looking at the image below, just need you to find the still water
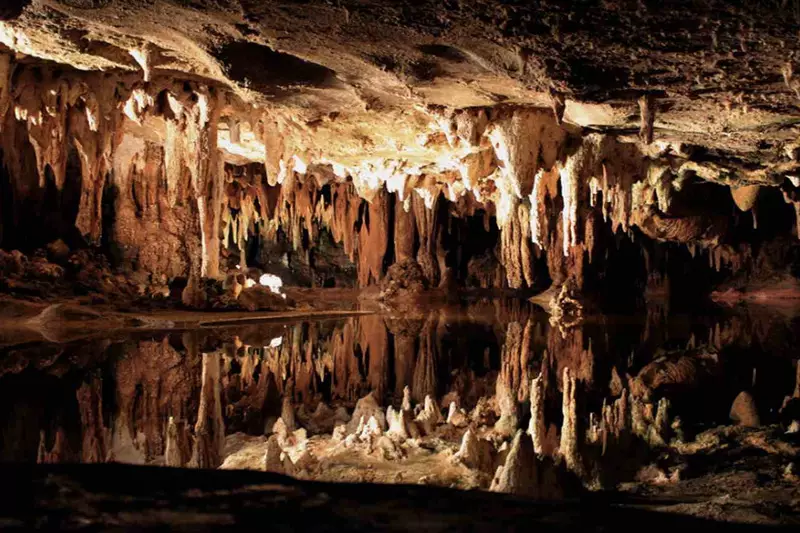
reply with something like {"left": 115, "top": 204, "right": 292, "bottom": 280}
{"left": 0, "top": 299, "right": 797, "bottom": 465}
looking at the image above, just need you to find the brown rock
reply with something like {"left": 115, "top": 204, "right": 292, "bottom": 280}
{"left": 730, "top": 391, "right": 760, "bottom": 427}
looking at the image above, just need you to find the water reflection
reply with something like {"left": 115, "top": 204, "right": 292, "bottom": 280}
{"left": 0, "top": 300, "right": 797, "bottom": 471}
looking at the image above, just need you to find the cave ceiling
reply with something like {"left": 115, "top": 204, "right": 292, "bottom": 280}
{"left": 1, "top": 1, "right": 800, "bottom": 296}
{"left": 2, "top": 0, "right": 798, "bottom": 178}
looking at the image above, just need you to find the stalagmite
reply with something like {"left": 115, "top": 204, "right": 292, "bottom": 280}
{"left": 455, "top": 429, "right": 480, "bottom": 468}
{"left": 346, "top": 392, "right": 387, "bottom": 434}
{"left": 446, "top": 401, "right": 468, "bottom": 428}
{"left": 281, "top": 396, "right": 297, "bottom": 432}
{"left": 263, "top": 435, "right": 285, "bottom": 474}
{"left": 415, "top": 395, "right": 443, "bottom": 435}
{"left": 386, "top": 406, "right": 410, "bottom": 440}
{"left": 402, "top": 386, "right": 412, "bottom": 412}
{"left": 454, "top": 429, "right": 493, "bottom": 472}
{"left": 652, "top": 397, "right": 671, "bottom": 445}
{"left": 490, "top": 430, "right": 539, "bottom": 496}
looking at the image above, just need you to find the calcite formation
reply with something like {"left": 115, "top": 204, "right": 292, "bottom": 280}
{"left": 0, "top": 2, "right": 798, "bottom": 306}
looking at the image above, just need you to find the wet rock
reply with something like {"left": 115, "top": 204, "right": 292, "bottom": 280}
{"left": 629, "top": 349, "right": 720, "bottom": 401}
{"left": 730, "top": 391, "right": 760, "bottom": 427}
{"left": 331, "top": 423, "right": 347, "bottom": 442}
{"left": 374, "top": 435, "right": 403, "bottom": 460}
{"left": 223, "top": 272, "right": 244, "bottom": 300}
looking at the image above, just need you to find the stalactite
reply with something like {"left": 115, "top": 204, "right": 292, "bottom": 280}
{"left": 490, "top": 430, "right": 539, "bottom": 496}
{"left": 357, "top": 187, "right": 390, "bottom": 287}
{"left": 495, "top": 320, "right": 533, "bottom": 435}
{"left": 413, "top": 189, "right": 440, "bottom": 285}
{"left": 638, "top": 94, "right": 655, "bottom": 145}
{"left": 394, "top": 193, "right": 416, "bottom": 262}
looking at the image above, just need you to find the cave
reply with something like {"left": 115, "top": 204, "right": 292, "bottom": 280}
{"left": 0, "top": 1, "right": 799, "bottom": 530}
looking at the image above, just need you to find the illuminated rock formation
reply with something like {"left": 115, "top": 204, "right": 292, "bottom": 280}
{"left": 2, "top": 0, "right": 799, "bottom": 307}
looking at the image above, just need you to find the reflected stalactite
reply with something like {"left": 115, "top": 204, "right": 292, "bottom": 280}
{"left": 494, "top": 320, "right": 533, "bottom": 435}
{"left": 386, "top": 317, "right": 423, "bottom": 401}
{"left": 110, "top": 338, "right": 198, "bottom": 463}
{"left": 189, "top": 351, "right": 225, "bottom": 469}
{"left": 36, "top": 428, "right": 72, "bottom": 464}
{"left": 332, "top": 319, "right": 363, "bottom": 401}
{"left": 76, "top": 374, "right": 109, "bottom": 463}
{"left": 357, "top": 315, "right": 390, "bottom": 402}
{"left": 2, "top": 302, "right": 798, "bottom": 493}
{"left": 412, "top": 314, "right": 440, "bottom": 404}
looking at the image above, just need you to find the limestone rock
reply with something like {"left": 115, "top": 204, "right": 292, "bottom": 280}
{"left": 415, "top": 395, "right": 443, "bottom": 435}
{"left": 401, "top": 386, "right": 412, "bottom": 412}
{"left": 346, "top": 392, "right": 387, "bottom": 434}
{"left": 280, "top": 396, "right": 297, "bottom": 432}
{"left": 454, "top": 429, "right": 494, "bottom": 472}
{"left": 386, "top": 406, "right": 410, "bottom": 440}
{"left": 490, "top": 430, "right": 538, "bottom": 496}
{"left": 730, "top": 391, "right": 760, "bottom": 427}
{"left": 446, "top": 402, "right": 468, "bottom": 428}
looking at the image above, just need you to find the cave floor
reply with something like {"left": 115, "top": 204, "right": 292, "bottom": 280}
{"left": 0, "top": 460, "right": 797, "bottom": 531}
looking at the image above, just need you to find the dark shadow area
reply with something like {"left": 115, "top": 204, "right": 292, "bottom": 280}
{"left": 0, "top": 462, "right": 792, "bottom": 531}
{"left": 215, "top": 41, "right": 340, "bottom": 95}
